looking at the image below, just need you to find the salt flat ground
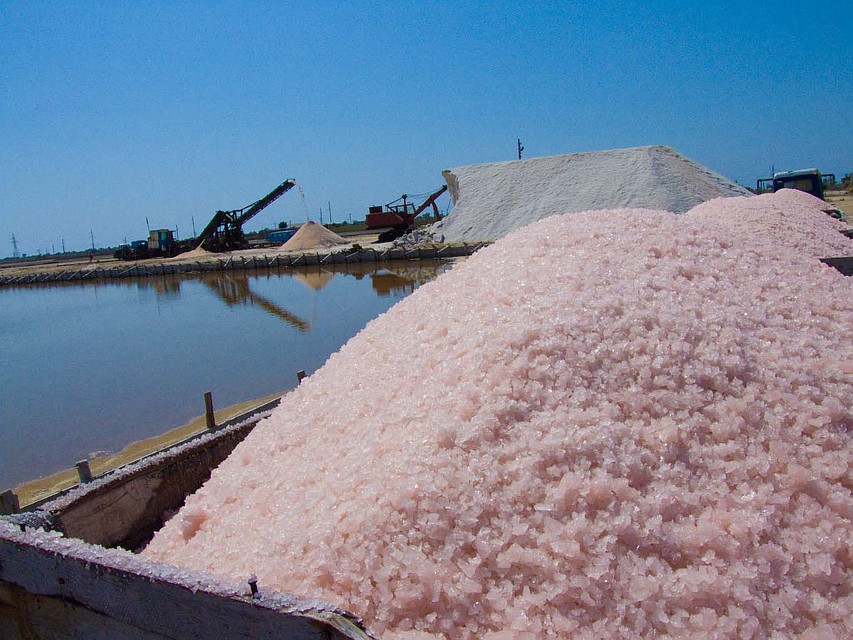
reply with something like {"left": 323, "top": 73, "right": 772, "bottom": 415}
{"left": 0, "top": 232, "right": 385, "bottom": 278}
{"left": 825, "top": 190, "right": 853, "bottom": 218}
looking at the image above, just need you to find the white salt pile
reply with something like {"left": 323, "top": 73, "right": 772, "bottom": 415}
{"left": 145, "top": 189, "right": 852, "bottom": 639}
{"left": 281, "top": 221, "right": 348, "bottom": 251}
{"left": 431, "top": 145, "right": 753, "bottom": 242}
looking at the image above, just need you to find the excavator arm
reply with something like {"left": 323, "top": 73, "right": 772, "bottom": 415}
{"left": 412, "top": 185, "right": 448, "bottom": 219}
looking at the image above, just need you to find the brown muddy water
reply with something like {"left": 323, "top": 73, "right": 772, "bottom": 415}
{"left": 0, "top": 261, "right": 452, "bottom": 489}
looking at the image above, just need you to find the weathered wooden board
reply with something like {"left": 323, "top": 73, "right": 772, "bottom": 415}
{"left": 0, "top": 525, "right": 372, "bottom": 640}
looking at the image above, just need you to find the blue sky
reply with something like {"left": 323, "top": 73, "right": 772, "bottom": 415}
{"left": 2, "top": 1, "right": 851, "bottom": 255}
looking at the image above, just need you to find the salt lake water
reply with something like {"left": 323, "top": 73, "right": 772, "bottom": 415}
{"left": 0, "top": 262, "right": 451, "bottom": 489}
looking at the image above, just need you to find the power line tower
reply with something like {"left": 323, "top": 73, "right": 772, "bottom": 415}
{"left": 11, "top": 234, "right": 20, "bottom": 258}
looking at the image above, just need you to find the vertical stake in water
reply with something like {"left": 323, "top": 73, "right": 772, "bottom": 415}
{"left": 0, "top": 490, "right": 20, "bottom": 515}
{"left": 204, "top": 391, "right": 216, "bottom": 429}
{"left": 76, "top": 460, "right": 93, "bottom": 484}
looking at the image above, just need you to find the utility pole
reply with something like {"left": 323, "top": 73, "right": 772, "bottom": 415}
{"left": 517, "top": 138, "right": 524, "bottom": 160}
{"left": 61, "top": 238, "right": 66, "bottom": 253}
{"left": 192, "top": 216, "right": 196, "bottom": 237}
{"left": 327, "top": 201, "right": 332, "bottom": 225}
{"left": 11, "top": 234, "right": 20, "bottom": 258}
{"left": 319, "top": 206, "right": 323, "bottom": 225}
{"left": 90, "top": 229, "right": 96, "bottom": 251}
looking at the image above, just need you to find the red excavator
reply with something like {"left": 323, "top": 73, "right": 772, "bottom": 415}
{"left": 365, "top": 185, "right": 448, "bottom": 242}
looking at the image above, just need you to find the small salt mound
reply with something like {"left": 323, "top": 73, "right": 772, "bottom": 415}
{"left": 145, "top": 191, "right": 852, "bottom": 639}
{"left": 280, "top": 221, "right": 347, "bottom": 251}
{"left": 432, "top": 145, "right": 752, "bottom": 242}
{"left": 686, "top": 188, "right": 853, "bottom": 258}
{"left": 172, "top": 245, "right": 212, "bottom": 259}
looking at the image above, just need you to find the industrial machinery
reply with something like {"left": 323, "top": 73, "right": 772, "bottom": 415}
{"left": 195, "top": 178, "right": 297, "bottom": 252}
{"left": 266, "top": 227, "right": 298, "bottom": 244}
{"left": 115, "top": 178, "right": 297, "bottom": 260}
{"left": 365, "top": 185, "right": 448, "bottom": 241}
{"left": 756, "top": 169, "right": 836, "bottom": 200}
{"left": 114, "top": 229, "right": 179, "bottom": 260}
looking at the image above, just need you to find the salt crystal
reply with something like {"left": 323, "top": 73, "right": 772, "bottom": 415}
{"left": 144, "top": 192, "right": 853, "bottom": 639}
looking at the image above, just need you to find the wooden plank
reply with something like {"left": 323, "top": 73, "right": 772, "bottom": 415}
{"left": 820, "top": 255, "right": 853, "bottom": 276}
{"left": 0, "top": 527, "right": 371, "bottom": 640}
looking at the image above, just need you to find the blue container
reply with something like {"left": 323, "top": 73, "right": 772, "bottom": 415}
{"left": 267, "top": 228, "right": 297, "bottom": 243}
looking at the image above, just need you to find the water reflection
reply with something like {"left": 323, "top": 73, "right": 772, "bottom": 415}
{"left": 146, "top": 277, "right": 182, "bottom": 298}
{"left": 293, "top": 269, "right": 335, "bottom": 291}
{"left": 295, "top": 262, "right": 447, "bottom": 297}
{"left": 133, "top": 260, "right": 450, "bottom": 319}
{"left": 194, "top": 263, "right": 449, "bottom": 330}
{"left": 5, "top": 260, "right": 451, "bottom": 300}
{"left": 0, "top": 259, "right": 457, "bottom": 488}
{"left": 202, "top": 275, "right": 311, "bottom": 332}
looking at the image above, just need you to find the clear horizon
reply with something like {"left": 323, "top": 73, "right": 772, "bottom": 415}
{"left": 2, "top": 1, "right": 851, "bottom": 256}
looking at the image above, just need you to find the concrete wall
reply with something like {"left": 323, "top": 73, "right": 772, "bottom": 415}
{"left": 0, "top": 245, "right": 484, "bottom": 286}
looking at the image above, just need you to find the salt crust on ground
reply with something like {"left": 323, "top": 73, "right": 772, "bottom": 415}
{"left": 432, "top": 145, "right": 753, "bottom": 243}
{"left": 281, "top": 221, "right": 348, "bottom": 251}
{"left": 145, "top": 189, "right": 852, "bottom": 639}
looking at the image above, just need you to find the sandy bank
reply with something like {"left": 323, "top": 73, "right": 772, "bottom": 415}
{"left": 13, "top": 390, "right": 287, "bottom": 508}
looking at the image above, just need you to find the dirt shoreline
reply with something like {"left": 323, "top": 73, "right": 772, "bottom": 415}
{"left": 825, "top": 190, "right": 853, "bottom": 218}
{"left": 13, "top": 390, "right": 287, "bottom": 508}
{"left": 0, "top": 232, "right": 386, "bottom": 279}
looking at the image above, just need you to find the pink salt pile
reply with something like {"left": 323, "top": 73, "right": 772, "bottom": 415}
{"left": 145, "top": 191, "right": 852, "bottom": 639}
{"left": 281, "top": 221, "right": 348, "bottom": 251}
{"left": 170, "top": 245, "right": 212, "bottom": 259}
{"left": 686, "top": 188, "right": 852, "bottom": 258}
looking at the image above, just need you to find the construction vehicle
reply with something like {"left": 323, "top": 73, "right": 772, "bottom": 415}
{"left": 195, "top": 178, "right": 297, "bottom": 252}
{"left": 115, "top": 178, "right": 297, "bottom": 260}
{"left": 114, "top": 229, "right": 180, "bottom": 260}
{"left": 756, "top": 169, "right": 836, "bottom": 200}
{"left": 365, "top": 185, "right": 448, "bottom": 241}
{"left": 266, "top": 227, "right": 298, "bottom": 244}
{"left": 756, "top": 168, "right": 849, "bottom": 225}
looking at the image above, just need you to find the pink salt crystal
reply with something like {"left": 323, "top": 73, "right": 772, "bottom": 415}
{"left": 145, "top": 192, "right": 852, "bottom": 639}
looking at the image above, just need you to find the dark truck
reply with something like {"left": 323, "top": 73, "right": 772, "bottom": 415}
{"left": 756, "top": 168, "right": 836, "bottom": 200}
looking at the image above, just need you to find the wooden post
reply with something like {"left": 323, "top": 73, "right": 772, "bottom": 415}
{"left": 75, "top": 460, "right": 93, "bottom": 484}
{"left": 0, "top": 489, "right": 19, "bottom": 515}
{"left": 204, "top": 391, "right": 216, "bottom": 428}
{"left": 296, "top": 370, "right": 306, "bottom": 384}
